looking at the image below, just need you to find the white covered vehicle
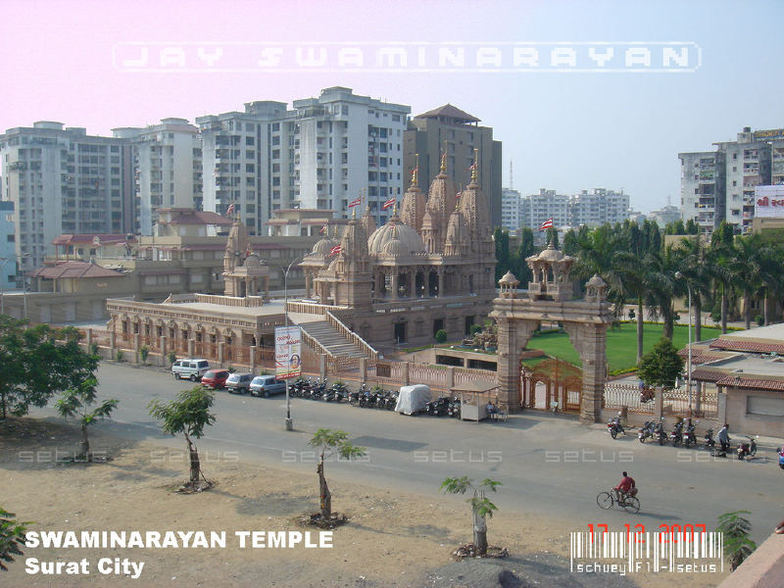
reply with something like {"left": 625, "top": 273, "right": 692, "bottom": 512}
{"left": 394, "top": 385, "right": 431, "bottom": 415}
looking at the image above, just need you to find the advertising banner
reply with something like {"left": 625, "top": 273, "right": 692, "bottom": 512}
{"left": 275, "top": 326, "right": 301, "bottom": 379}
{"left": 754, "top": 185, "right": 784, "bottom": 218}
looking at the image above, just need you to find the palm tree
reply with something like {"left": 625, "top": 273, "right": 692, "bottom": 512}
{"left": 709, "top": 222, "right": 735, "bottom": 333}
{"left": 728, "top": 234, "right": 768, "bottom": 330}
{"left": 570, "top": 224, "right": 625, "bottom": 310}
{"left": 673, "top": 235, "right": 712, "bottom": 342}
{"left": 757, "top": 242, "right": 784, "bottom": 325}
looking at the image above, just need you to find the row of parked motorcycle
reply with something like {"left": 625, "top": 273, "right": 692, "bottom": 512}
{"left": 289, "top": 378, "right": 399, "bottom": 410}
{"left": 608, "top": 415, "right": 761, "bottom": 461}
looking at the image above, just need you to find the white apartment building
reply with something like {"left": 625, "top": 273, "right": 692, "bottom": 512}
{"left": 114, "top": 118, "right": 202, "bottom": 235}
{"left": 520, "top": 189, "right": 570, "bottom": 231}
{"left": 0, "top": 121, "right": 134, "bottom": 270}
{"left": 197, "top": 87, "right": 411, "bottom": 234}
{"left": 501, "top": 188, "right": 522, "bottom": 232}
{"left": 679, "top": 127, "right": 784, "bottom": 235}
{"left": 569, "top": 188, "right": 630, "bottom": 227}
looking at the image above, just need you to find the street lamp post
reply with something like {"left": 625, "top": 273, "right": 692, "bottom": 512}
{"left": 675, "top": 271, "right": 692, "bottom": 414}
{"left": 18, "top": 253, "right": 31, "bottom": 321}
{"left": 283, "top": 257, "right": 301, "bottom": 431}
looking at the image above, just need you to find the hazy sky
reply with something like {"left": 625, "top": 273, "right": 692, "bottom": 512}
{"left": 1, "top": 0, "right": 781, "bottom": 213}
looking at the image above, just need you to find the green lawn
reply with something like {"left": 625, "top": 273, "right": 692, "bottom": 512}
{"left": 524, "top": 323, "right": 726, "bottom": 373}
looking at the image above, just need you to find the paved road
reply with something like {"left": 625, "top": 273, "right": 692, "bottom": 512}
{"left": 28, "top": 362, "right": 784, "bottom": 545}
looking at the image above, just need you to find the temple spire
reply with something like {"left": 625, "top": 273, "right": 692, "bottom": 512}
{"left": 470, "top": 148, "right": 479, "bottom": 184}
{"left": 410, "top": 153, "right": 419, "bottom": 188}
{"left": 440, "top": 140, "right": 447, "bottom": 174}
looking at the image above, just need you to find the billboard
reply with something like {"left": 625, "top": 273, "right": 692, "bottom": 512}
{"left": 754, "top": 185, "right": 784, "bottom": 219}
{"left": 274, "top": 326, "right": 301, "bottom": 379}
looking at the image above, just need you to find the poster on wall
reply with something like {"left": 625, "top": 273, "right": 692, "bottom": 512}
{"left": 275, "top": 326, "right": 302, "bottom": 380}
{"left": 754, "top": 185, "right": 784, "bottom": 218}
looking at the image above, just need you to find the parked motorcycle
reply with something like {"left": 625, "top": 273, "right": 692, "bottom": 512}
{"left": 670, "top": 420, "right": 684, "bottom": 446}
{"left": 655, "top": 418, "right": 666, "bottom": 446}
{"left": 683, "top": 421, "right": 697, "bottom": 448}
{"left": 737, "top": 436, "right": 758, "bottom": 461}
{"left": 607, "top": 414, "right": 624, "bottom": 439}
{"left": 638, "top": 421, "right": 655, "bottom": 443}
{"left": 447, "top": 396, "right": 461, "bottom": 418}
{"left": 703, "top": 428, "right": 716, "bottom": 450}
{"left": 425, "top": 397, "right": 450, "bottom": 417}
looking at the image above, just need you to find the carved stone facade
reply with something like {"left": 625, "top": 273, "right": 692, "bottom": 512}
{"left": 299, "top": 158, "right": 497, "bottom": 347}
{"left": 491, "top": 246, "right": 612, "bottom": 423}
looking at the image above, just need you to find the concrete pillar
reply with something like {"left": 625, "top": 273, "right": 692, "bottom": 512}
{"left": 218, "top": 342, "right": 225, "bottom": 365}
{"left": 160, "top": 335, "right": 167, "bottom": 358}
{"left": 110, "top": 331, "right": 116, "bottom": 352}
{"left": 359, "top": 357, "right": 367, "bottom": 382}
{"left": 717, "top": 389, "right": 727, "bottom": 426}
{"left": 438, "top": 270, "right": 445, "bottom": 297}
{"left": 134, "top": 333, "right": 141, "bottom": 351}
{"left": 655, "top": 388, "right": 664, "bottom": 420}
{"left": 695, "top": 381, "right": 703, "bottom": 415}
{"left": 305, "top": 273, "right": 311, "bottom": 298}
{"left": 402, "top": 361, "right": 410, "bottom": 386}
{"left": 188, "top": 338, "right": 195, "bottom": 357}
{"left": 578, "top": 324, "right": 607, "bottom": 424}
{"left": 391, "top": 272, "right": 399, "bottom": 299}
{"left": 447, "top": 366, "right": 455, "bottom": 391}
{"left": 250, "top": 345, "right": 256, "bottom": 372}
{"left": 495, "top": 318, "right": 523, "bottom": 412}
{"left": 86, "top": 328, "right": 93, "bottom": 348}
{"left": 319, "top": 353, "right": 327, "bottom": 379}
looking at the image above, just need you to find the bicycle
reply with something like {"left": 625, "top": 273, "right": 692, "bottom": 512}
{"left": 596, "top": 489, "right": 640, "bottom": 514}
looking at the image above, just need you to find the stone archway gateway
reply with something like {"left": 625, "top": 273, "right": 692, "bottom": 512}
{"left": 491, "top": 244, "right": 613, "bottom": 423}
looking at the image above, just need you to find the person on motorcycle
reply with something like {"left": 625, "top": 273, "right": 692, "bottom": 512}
{"left": 614, "top": 471, "right": 637, "bottom": 502}
{"left": 612, "top": 412, "right": 625, "bottom": 434}
{"left": 718, "top": 424, "right": 731, "bottom": 453}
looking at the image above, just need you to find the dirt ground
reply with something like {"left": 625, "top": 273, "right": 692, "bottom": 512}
{"left": 1, "top": 418, "right": 728, "bottom": 587}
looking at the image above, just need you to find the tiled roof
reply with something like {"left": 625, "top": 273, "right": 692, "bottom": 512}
{"left": 691, "top": 367, "right": 729, "bottom": 383}
{"left": 715, "top": 375, "right": 784, "bottom": 391}
{"left": 710, "top": 338, "right": 784, "bottom": 354}
{"left": 52, "top": 234, "right": 135, "bottom": 246}
{"left": 415, "top": 104, "right": 480, "bottom": 122}
{"left": 33, "top": 261, "right": 124, "bottom": 279}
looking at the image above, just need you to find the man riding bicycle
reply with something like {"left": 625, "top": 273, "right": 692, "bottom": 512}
{"left": 614, "top": 471, "right": 637, "bottom": 503}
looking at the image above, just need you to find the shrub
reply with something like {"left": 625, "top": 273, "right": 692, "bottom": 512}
{"left": 139, "top": 345, "right": 149, "bottom": 364}
{"left": 434, "top": 329, "right": 447, "bottom": 344}
{"left": 469, "top": 324, "right": 482, "bottom": 336}
{"left": 115, "top": 350, "right": 124, "bottom": 362}
{"left": 167, "top": 351, "right": 177, "bottom": 365}
{"left": 89, "top": 342, "right": 99, "bottom": 356}
{"left": 755, "top": 315, "right": 764, "bottom": 327}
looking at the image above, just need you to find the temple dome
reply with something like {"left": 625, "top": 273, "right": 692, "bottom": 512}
{"left": 382, "top": 238, "right": 404, "bottom": 257}
{"left": 310, "top": 237, "right": 339, "bottom": 256}
{"left": 367, "top": 220, "right": 425, "bottom": 256}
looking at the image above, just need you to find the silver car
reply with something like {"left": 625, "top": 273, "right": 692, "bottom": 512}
{"left": 250, "top": 375, "right": 286, "bottom": 397}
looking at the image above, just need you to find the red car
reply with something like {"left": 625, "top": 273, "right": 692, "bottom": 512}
{"left": 201, "top": 369, "right": 230, "bottom": 390}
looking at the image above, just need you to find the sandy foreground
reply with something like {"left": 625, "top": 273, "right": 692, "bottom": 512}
{"left": 1, "top": 418, "right": 727, "bottom": 587}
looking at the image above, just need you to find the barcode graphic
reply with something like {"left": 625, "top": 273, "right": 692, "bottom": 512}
{"left": 570, "top": 532, "right": 723, "bottom": 574}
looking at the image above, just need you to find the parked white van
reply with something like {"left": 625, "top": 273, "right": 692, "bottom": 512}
{"left": 171, "top": 359, "right": 210, "bottom": 381}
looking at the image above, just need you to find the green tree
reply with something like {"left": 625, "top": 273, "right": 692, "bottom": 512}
{"left": 441, "top": 476, "right": 502, "bottom": 556}
{"left": 0, "top": 508, "right": 28, "bottom": 572}
{"left": 546, "top": 226, "right": 559, "bottom": 248}
{"left": 709, "top": 221, "right": 735, "bottom": 333}
{"left": 55, "top": 377, "right": 119, "bottom": 461}
{"left": 148, "top": 386, "right": 216, "bottom": 488}
{"left": 0, "top": 320, "right": 98, "bottom": 420}
{"left": 673, "top": 235, "right": 712, "bottom": 343}
{"left": 685, "top": 218, "right": 699, "bottom": 234}
{"left": 510, "top": 227, "right": 534, "bottom": 284}
{"left": 434, "top": 329, "right": 447, "bottom": 344}
{"left": 638, "top": 337, "right": 684, "bottom": 390}
{"left": 493, "top": 228, "right": 510, "bottom": 281}
{"left": 308, "top": 429, "right": 365, "bottom": 520}
{"left": 717, "top": 510, "right": 756, "bottom": 571}
{"left": 139, "top": 345, "right": 149, "bottom": 365}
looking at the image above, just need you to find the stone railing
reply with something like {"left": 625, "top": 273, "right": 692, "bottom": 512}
{"left": 285, "top": 300, "right": 347, "bottom": 315}
{"left": 194, "top": 294, "right": 264, "bottom": 307}
{"left": 325, "top": 310, "right": 379, "bottom": 360}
